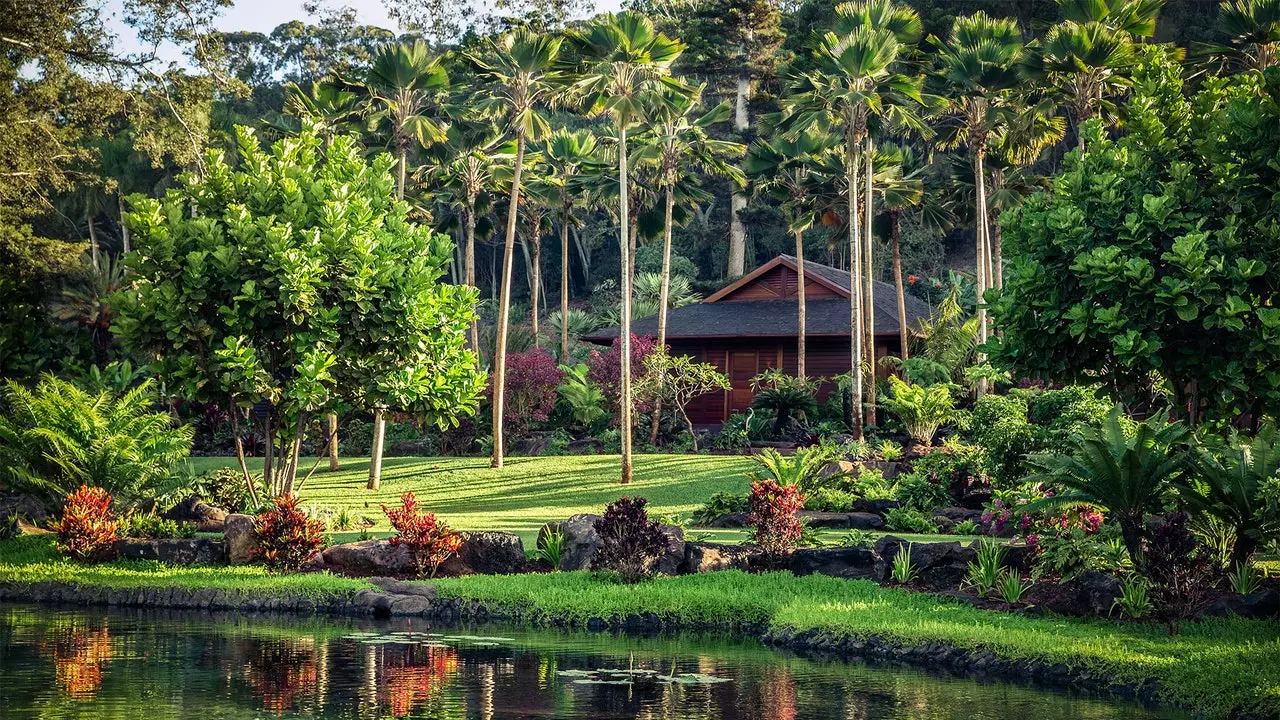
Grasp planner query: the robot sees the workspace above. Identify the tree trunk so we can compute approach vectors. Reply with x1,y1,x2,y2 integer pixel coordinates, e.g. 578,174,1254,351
619,124,634,484
863,140,876,426
367,408,386,489
531,215,542,347
465,199,480,357
560,201,572,361
649,183,676,446
397,149,407,200
262,414,275,497
794,228,807,380
327,412,339,472
118,194,131,254
87,213,99,270
283,410,308,496
492,132,527,469
846,123,864,438
228,403,260,509
727,69,750,278
974,150,990,399
891,210,909,361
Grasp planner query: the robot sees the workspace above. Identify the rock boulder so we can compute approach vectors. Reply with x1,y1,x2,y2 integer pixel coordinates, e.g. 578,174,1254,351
222,514,257,565
682,542,760,573
321,539,415,575
790,547,878,579
114,538,224,565
442,531,525,575
557,513,684,575
873,536,975,590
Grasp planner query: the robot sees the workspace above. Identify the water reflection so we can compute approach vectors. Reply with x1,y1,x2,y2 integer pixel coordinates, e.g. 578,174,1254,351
0,604,1190,720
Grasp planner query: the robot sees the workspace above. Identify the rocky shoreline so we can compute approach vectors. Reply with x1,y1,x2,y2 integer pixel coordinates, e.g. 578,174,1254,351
2,577,1254,719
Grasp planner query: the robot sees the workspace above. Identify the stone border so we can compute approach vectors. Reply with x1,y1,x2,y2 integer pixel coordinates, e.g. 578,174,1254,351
3,578,1269,720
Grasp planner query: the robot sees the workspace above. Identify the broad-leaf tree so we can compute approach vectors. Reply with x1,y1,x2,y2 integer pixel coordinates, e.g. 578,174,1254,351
114,123,483,497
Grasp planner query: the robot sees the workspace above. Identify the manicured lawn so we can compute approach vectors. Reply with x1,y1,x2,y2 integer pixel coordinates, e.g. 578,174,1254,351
432,571,1280,718
0,535,371,597
190,454,972,547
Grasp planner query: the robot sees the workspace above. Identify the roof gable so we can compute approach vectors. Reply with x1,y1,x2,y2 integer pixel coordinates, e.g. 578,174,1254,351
705,256,848,303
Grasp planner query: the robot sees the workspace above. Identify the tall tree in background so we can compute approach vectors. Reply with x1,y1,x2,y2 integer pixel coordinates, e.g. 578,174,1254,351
635,84,743,443
542,128,600,360
685,0,783,278
470,28,563,469
1211,0,1280,71
744,128,835,379
931,11,1024,398
1021,21,1136,151
568,11,687,483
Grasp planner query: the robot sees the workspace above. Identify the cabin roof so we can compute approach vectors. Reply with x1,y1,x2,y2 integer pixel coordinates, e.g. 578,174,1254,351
584,255,932,342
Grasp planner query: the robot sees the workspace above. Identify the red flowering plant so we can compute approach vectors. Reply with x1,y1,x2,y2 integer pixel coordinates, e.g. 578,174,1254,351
53,486,119,563
488,347,562,438
586,334,658,422
591,496,670,583
980,483,1104,547
252,494,326,572
748,479,805,566
382,492,462,578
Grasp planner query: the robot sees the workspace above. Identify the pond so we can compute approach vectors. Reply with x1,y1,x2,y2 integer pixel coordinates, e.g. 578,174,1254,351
0,603,1189,719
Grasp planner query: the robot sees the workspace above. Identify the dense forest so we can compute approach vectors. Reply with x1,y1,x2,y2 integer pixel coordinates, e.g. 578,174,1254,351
0,0,1248,381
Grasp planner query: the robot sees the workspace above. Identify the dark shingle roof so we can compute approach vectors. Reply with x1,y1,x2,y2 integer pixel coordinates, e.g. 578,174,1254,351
585,256,932,342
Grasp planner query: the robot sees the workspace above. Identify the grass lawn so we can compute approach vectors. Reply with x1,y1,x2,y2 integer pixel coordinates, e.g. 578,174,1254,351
190,454,973,547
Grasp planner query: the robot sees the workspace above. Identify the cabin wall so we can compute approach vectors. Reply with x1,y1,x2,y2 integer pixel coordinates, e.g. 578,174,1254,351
672,334,903,425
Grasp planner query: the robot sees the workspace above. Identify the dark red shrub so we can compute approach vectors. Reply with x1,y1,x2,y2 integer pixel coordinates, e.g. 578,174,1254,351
252,494,325,572
591,496,670,583
586,334,658,420
382,492,462,578
489,347,563,437
749,479,805,565
53,486,119,563
1145,511,1213,632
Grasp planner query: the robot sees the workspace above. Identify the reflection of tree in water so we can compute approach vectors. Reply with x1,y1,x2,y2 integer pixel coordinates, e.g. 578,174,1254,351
378,644,459,718
757,664,798,720
37,618,114,700
242,638,319,715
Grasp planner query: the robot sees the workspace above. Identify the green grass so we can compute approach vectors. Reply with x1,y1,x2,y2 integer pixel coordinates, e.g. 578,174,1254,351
0,535,372,597
430,570,1280,718
190,454,973,547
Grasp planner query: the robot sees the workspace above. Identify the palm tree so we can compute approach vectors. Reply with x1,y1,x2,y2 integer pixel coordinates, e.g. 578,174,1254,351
542,128,600,361
356,41,451,200
469,28,563,470
634,85,743,443
785,2,922,436
745,127,838,378
872,143,929,360
1184,423,1280,565
930,12,1024,398
51,255,125,368
1212,0,1280,72
1021,21,1135,151
1059,0,1164,37
566,11,687,483
985,106,1063,289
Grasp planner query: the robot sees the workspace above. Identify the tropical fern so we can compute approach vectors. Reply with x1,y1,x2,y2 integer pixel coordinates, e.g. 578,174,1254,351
880,375,954,446
0,376,193,510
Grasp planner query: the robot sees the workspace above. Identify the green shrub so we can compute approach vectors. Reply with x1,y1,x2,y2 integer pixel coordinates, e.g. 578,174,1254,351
119,513,195,539
892,472,952,514
881,375,955,446
0,376,193,512
747,447,834,494
1033,526,1130,581
691,492,749,525
804,487,859,512
908,444,989,501
954,519,979,535
841,528,876,547
884,507,939,534
1026,385,1111,453
876,439,904,461
190,467,253,513
970,393,1035,486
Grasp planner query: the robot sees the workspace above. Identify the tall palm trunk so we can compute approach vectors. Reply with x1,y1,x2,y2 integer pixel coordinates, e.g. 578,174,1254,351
890,210,909,360
990,169,1005,291
649,182,675,445
531,215,542,347
794,227,807,379
863,140,876,426
728,66,750,277
973,148,990,398
465,198,480,357
846,122,865,438
618,125,634,484
560,200,572,361
492,132,527,469
371,147,412,489
87,214,100,270
118,194,131,253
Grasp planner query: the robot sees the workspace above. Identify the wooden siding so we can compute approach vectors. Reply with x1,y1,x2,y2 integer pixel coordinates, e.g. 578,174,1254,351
715,265,843,302
674,334,902,424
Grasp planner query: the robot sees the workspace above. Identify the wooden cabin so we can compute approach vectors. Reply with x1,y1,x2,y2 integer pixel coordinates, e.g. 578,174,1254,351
584,255,933,424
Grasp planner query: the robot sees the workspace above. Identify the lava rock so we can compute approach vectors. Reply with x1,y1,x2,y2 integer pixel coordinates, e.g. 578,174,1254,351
682,542,760,573
163,495,229,531
222,514,257,565
934,506,981,524
114,538,224,565
852,499,900,515
798,511,856,529
1027,571,1122,617
873,536,976,590
790,546,878,579
558,514,604,571
322,539,415,575
1202,588,1280,620
447,531,525,575
0,494,50,526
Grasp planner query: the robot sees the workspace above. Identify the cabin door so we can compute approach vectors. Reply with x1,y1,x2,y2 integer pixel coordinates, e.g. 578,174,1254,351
727,348,780,416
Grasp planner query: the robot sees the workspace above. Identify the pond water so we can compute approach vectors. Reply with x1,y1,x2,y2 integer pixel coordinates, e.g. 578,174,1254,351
0,603,1188,720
